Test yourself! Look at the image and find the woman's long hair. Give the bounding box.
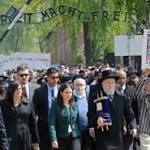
[5,81,20,104]
[57,83,73,106]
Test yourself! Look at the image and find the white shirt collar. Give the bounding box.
[22,83,29,98]
[122,84,126,91]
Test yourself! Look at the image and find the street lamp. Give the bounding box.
[127,32,132,66]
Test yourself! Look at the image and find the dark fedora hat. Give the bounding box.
[101,69,118,82]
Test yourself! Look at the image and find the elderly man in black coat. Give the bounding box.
[88,69,137,150]
[0,106,9,150]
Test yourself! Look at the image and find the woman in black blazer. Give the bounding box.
[49,83,81,150]
[0,81,39,150]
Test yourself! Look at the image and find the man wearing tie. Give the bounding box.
[116,69,137,150]
[88,69,137,150]
[33,67,60,150]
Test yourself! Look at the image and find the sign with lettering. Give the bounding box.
[0,52,51,70]
[142,29,150,69]
[0,4,128,25]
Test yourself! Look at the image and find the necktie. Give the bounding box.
[22,86,27,98]
[108,95,113,102]
[51,88,54,98]
[118,86,124,94]
[121,87,124,94]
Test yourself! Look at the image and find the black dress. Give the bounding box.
[1,99,39,150]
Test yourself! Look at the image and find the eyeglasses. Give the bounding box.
[51,76,59,80]
[76,84,85,86]
[19,74,29,77]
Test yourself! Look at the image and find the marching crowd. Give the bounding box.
[0,63,150,150]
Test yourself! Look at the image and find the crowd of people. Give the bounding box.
[0,63,150,150]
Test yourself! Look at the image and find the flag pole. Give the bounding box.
[0,0,32,42]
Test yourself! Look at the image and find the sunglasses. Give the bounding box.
[19,74,29,77]
[51,76,59,80]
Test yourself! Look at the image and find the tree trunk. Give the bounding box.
[83,22,94,66]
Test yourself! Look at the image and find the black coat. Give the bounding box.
[121,85,135,105]
[0,106,9,150]
[88,83,136,150]
[118,84,139,124]
[0,99,39,150]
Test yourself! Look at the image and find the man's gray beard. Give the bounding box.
[103,89,115,96]
[74,90,86,96]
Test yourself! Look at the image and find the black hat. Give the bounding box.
[101,69,118,82]
[60,75,73,84]
[72,74,85,83]
[37,76,47,85]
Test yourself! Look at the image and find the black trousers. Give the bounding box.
[58,134,81,150]
[81,130,96,150]
[39,130,51,150]
[39,136,51,150]
[123,133,133,150]
[38,121,54,150]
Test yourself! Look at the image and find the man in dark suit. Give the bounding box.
[0,106,9,150]
[116,69,138,150]
[32,67,60,150]
[88,69,137,150]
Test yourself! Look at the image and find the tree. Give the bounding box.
[0,0,149,65]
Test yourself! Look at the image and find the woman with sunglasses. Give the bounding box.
[49,83,81,150]
[0,81,39,150]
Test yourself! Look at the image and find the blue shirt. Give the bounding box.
[47,84,58,119]
[75,95,88,131]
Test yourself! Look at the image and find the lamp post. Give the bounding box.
[127,32,132,66]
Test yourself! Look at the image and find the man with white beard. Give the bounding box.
[88,69,137,150]
[73,76,94,150]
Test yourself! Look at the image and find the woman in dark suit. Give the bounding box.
[0,81,39,150]
[49,83,81,150]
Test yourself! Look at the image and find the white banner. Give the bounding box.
[141,29,150,69]
[0,52,51,71]
[114,35,143,56]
